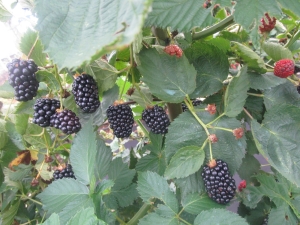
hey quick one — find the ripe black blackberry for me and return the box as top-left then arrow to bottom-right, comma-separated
53,164 -> 75,180
106,103 -> 134,138
201,159 -> 236,204
142,105 -> 170,134
33,98 -> 60,127
72,74 -> 100,113
6,59 -> 39,101
50,109 -> 81,134
182,99 -> 202,112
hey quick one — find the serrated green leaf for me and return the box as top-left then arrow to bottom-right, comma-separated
70,119 -> 97,185
14,100 -> 35,114
101,85 -> 119,118
263,81 -> 300,110
139,204 -> 178,225
1,200 -> 20,225
137,171 -> 178,213
126,86 -> 153,109
247,72 -> 286,90
165,146 -> 205,179
232,42 -> 267,73
251,104 -> 300,187
85,60 -> 118,94
36,0 -> 152,69
36,71 -> 60,91
5,121 -> 25,150
0,81 -> 14,99
138,48 -> 197,103
268,205 -> 298,225
194,208 -> 248,225
237,154 -> 260,183
0,132 -> 8,149
182,193 -> 225,215
62,94 -> 78,115
34,162 -> 53,181
277,0 -> 300,18
239,95 -> 264,121
185,42 -> 229,97
224,66 -> 250,117
24,123 -> 51,149
14,114 -> 29,135
262,42 -> 293,61
206,38 -> 231,54
39,213 -> 60,225
66,207 -> 103,225
145,0 -> 215,32
37,179 -> 89,214
5,164 -> 32,181
19,29 -> 47,66
94,138 -> 112,180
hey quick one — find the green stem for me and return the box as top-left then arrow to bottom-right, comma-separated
137,119 -> 149,138
243,108 -> 253,120
127,203 -> 152,225
19,195 -> 43,205
119,70 -> 129,99
27,35 -> 39,59
115,215 -> 126,225
247,92 -> 264,97
192,15 -> 234,40
207,126 -> 233,133
285,27 -> 300,48
178,217 -> 192,225
206,113 -> 225,126
54,65 -> 64,110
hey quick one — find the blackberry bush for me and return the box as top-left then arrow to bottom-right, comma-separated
106,103 -> 134,138
32,98 -> 60,127
6,58 -> 39,101
53,164 -> 75,180
142,105 -> 170,134
50,109 -> 81,134
202,159 -> 236,204
72,73 -> 100,113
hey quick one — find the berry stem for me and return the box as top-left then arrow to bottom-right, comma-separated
54,64 -> 64,110
35,159 -> 46,180
18,194 -> 43,206
27,35 -> 39,59
137,119 -> 149,138
287,77 -> 299,85
119,70 -> 129,99
285,29 -> 300,48
127,202 -> 152,225
207,126 -> 233,133
115,215 -> 126,225
247,92 -> 264,97
192,15 -> 234,40
205,113 -> 225,126
243,107 -> 254,120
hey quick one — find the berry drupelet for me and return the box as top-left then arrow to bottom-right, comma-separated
53,164 -> 75,180
33,98 -> 60,127
142,105 -> 170,134
72,73 -> 100,113
6,59 -> 39,101
202,159 -> 236,204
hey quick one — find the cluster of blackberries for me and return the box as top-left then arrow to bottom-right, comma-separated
50,109 -> 81,134
6,59 -> 39,101
202,159 -> 236,204
72,74 -> 100,113
106,104 -> 134,138
53,164 -> 75,180
142,105 -> 170,134
182,99 -> 202,112
33,99 -> 60,127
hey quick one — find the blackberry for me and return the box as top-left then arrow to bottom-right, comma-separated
182,99 -> 202,112
294,65 -> 300,74
297,86 -> 300,94
201,159 -> 236,204
50,109 -> 81,134
72,74 -> 100,113
32,98 -> 60,127
53,164 -> 75,180
6,59 -> 39,101
106,104 -> 134,138
142,105 -> 170,134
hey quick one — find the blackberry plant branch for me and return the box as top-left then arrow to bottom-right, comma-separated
126,202 -> 152,225
243,108 -> 254,120
192,15 -> 234,40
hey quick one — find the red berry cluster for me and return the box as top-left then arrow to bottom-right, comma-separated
259,13 -> 276,33
164,45 -> 183,58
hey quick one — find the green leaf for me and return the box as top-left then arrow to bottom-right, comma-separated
24,124 -> 51,149
14,100 -> 35,115
138,48 -> 196,103
137,171 -> 178,212
182,193 -> 225,215
0,132 -> 8,149
94,138 -> 112,180
185,42 -> 229,97
70,119 -> 97,185
85,60 -> 118,93
239,95 -> 264,121
5,121 -> 25,150
37,179 -> 89,214
268,205 -> 299,225
194,208 -> 248,225
165,146 -> 205,179
39,213 -> 60,225
19,29 -> 47,66
0,81 -> 14,99
36,0 -> 152,69
251,104 -> 300,187
247,72 -> 286,90
262,42 -> 293,61
101,85 -> 119,118
277,0 -> 300,18
5,164 -> 32,181
237,154 -> 260,183
0,2 -> 12,22
234,0 -> 281,30
224,66 -> 250,117
232,42 -> 267,73
144,0 -> 215,32
36,71 -> 60,91
126,86 -> 153,109
139,204 -> 178,225
66,207 -> 104,225
14,114 -> 29,135
263,81 -> 300,110
1,200 -> 20,225
34,162 -> 53,181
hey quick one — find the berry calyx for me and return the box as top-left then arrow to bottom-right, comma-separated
142,105 -> 170,134
208,134 -> 218,143
50,109 -> 81,134
53,164 -> 76,180
164,45 -> 183,58
202,159 -> 236,204
106,103 -> 134,138
238,180 -> 247,191
274,59 -> 295,78
32,98 -> 60,127
259,13 -> 276,33
205,104 -> 217,115
233,127 -> 244,139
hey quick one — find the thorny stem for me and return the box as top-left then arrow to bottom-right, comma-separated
192,15 -> 234,40
243,108 -> 254,120
27,35 -> 39,59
